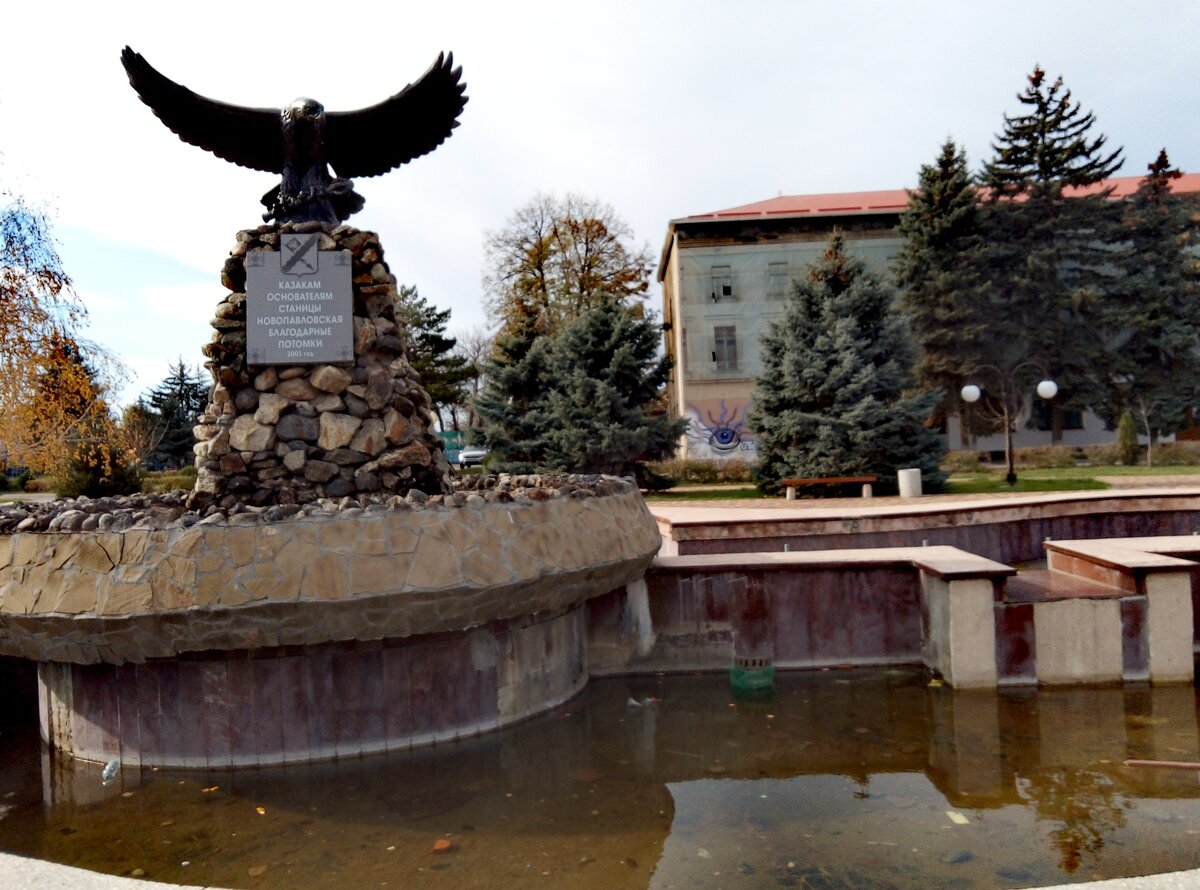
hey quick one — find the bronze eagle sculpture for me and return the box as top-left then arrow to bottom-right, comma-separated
120,47 -> 467,224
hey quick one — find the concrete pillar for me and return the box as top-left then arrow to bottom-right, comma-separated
921,574 -> 998,688
1144,571 -> 1194,683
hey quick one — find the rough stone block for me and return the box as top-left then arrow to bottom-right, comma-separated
310,365 -> 352,394
275,377 -> 320,401
229,416 -> 275,453
254,392 -> 290,425
276,414 -> 320,442
319,413 -> 362,450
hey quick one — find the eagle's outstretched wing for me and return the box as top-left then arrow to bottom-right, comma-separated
325,52 -> 468,179
121,47 -> 284,174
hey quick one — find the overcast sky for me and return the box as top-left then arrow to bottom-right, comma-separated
4,0 -> 1199,404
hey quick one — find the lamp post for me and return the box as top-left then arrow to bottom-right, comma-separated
960,364 -> 1058,486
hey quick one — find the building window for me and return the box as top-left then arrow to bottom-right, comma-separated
767,262 -> 789,300
1034,402 -> 1084,431
712,326 -> 738,371
710,265 -> 733,302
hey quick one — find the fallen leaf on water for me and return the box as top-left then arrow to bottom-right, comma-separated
698,848 -> 711,859
928,679 -> 944,688
247,865 -> 267,877
255,806 -> 266,815
946,811 -> 969,825
431,838 -> 453,853
201,786 -> 219,793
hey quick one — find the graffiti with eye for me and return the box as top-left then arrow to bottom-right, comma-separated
687,401 -> 747,455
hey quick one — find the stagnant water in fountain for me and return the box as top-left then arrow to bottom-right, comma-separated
2,668 -> 1199,889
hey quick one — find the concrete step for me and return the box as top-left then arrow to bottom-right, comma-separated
1003,569 -> 1127,604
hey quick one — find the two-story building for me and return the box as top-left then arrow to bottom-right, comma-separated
659,176 -> 1200,461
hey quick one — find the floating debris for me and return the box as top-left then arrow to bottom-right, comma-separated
431,838 -> 453,853
946,811 -> 969,825
101,760 -> 119,785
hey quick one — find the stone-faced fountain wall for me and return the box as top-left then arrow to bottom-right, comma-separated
0,222 -> 664,767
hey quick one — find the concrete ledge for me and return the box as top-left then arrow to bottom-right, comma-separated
654,544 -> 1015,581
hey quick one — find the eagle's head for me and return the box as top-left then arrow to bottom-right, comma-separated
283,97 -> 325,124
282,98 -> 327,160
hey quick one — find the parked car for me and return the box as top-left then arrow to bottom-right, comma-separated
458,447 -> 489,468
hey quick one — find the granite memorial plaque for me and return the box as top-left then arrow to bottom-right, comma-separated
246,234 -> 353,365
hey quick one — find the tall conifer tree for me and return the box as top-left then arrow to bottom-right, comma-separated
980,66 -> 1124,439
145,359 -> 207,468
1101,150 -> 1200,452
750,233 -> 945,494
894,140 -> 988,443
393,285 -> 475,431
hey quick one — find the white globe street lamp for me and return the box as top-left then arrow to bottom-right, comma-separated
960,368 -> 1057,486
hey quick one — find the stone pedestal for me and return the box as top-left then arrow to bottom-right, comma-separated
192,223 -> 451,510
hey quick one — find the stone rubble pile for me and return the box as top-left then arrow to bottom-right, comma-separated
191,222 -> 451,510
0,474 -> 637,534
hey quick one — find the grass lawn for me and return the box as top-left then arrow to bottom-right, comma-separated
942,475 -> 1108,494
643,486 -> 768,501
645,463 -> 1200,499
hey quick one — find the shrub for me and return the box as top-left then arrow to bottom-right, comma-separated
645,458 -> 753,485
139,467 -> 198,494
1117,411 -> 1139,465
0,470 -> 31,492
1150,442 -> 1200,466
942,450 -> 985,473
1014,445 -> 1079,469
1081,443 -> 1122,465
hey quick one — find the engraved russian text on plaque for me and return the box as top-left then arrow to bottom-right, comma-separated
246,235 -> 354,365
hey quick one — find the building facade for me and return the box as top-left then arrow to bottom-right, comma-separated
659,176 -> 1200,461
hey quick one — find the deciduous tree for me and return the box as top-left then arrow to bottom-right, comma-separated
0,196 -> 125,478
483,193 -> 653,336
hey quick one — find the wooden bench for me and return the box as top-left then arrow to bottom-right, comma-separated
780,476 -> 876,500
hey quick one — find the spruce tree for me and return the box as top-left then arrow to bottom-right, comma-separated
471,317 -> 554,473
393,285 -> 475,430
537,302 -> 683,475
980,66 -> 1124,439
473,301 -> 683,475
894,140 -> 988,443
749,232 -> 945,494
1102,150 -> 1200,452
145,360 -> 208,469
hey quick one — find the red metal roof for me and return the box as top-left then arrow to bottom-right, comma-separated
685,173 -> 1200,221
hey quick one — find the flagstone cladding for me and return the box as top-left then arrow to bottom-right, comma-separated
0,489 -> 661,665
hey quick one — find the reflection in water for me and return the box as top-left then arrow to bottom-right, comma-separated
0,668 -> 1197,888
1018,769 -> 1126,874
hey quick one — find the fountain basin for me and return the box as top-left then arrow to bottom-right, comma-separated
0,489 -> 661,766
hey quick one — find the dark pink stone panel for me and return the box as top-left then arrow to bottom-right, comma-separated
995,602 -> 1036,683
